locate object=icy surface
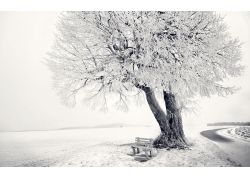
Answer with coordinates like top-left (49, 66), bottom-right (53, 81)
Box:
top-left (216, 127), bottom-right (250, 166)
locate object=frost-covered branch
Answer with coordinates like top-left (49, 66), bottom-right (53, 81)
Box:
top-left (46, 11), bottom-right (244, 112)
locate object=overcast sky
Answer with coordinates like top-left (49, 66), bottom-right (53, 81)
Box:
top-left (0, 11), bottom-right (250, 132)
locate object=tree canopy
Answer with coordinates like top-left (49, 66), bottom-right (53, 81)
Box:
top-left (47, 11), bottom-right (244, 112)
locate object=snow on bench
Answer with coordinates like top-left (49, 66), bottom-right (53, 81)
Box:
top-left (131, 137), bottom-right (153, 159)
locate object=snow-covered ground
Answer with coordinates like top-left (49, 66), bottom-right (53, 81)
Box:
top-left (0, 126), bottom-right (239, 167)
top-left (224, 126), bottom-right (250, 142)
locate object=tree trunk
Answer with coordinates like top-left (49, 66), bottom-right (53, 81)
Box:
top-left (142, 87), bottom-right (188, 149)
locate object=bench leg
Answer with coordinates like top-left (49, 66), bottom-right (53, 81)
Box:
top-left (144, 150), bottom-right (150, 159)
top-left (137, 148), bottom-right (140, 154)
top-left (150, 151), bottom-right (152, 157)
top-left (132, 147), bottom-right (136, 155)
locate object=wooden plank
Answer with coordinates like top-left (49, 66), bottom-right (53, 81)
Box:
top-left (131, 144), bottom-right (151, 148)
top-left (135, 140), bottom-right (151, 143)
top-left (135, 141), bottom-right (152, 144)
top-left (135, 143), bottom-right (150, 145)
top-left (133, 137), bottom-right (153, 146)
top-left (136, 143), bottom-right (151, 145)
top-left (136, 139), bottom-right (152, 142)
top-left (135, 139), bottom-right (153, 142)
top-left (135, 139), bottom-right (151, 141)
top-left (135, 143), bottom-right (152, 146)
top-left (135, 138), bottom-right (152, 141)
top-left (136, 137), bottom-right (152, 139)
top-left (131, 145), bottom-right (152, 150)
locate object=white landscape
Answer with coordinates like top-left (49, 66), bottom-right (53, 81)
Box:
top-left (1, 6), bottom-right (250, 177)
top-left (0, 125), bottom-right (245, 167)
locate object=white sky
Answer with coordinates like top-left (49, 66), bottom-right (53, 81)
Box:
top-left (0, 11), bottom-right (250, 132)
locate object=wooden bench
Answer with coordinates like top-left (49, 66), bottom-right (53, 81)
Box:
top-left (131, 137), bottom-right (154, 159)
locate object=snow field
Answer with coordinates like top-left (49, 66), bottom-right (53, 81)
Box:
top-left (53, 134), bottom-right (238, 167)
top-left (0, 126), bottom-right (239, 167)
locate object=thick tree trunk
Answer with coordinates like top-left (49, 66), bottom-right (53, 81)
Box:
top-left (141, 87), bottom-right (188, 149)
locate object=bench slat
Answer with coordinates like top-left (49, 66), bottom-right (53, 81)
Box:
top-left (135, 137), bottom-right (153, 140)
top-left (135, 138), bottom-right (152, 141)
top-left (135, 143), bottom-right (151, 145)
top-left (131, 145), bottom-right (152, 150)
top-left (134, 137), bottom-right (153, 147)
top-left (135, 142), bottom-right (152, 145)
top-left (135, 139), bottom-right (152, 142)
top-left (135, 142), bottom-right (152, 144)
top-left (135, 138), bottom-right (153, 142)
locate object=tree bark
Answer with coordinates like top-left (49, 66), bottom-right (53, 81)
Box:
top-left (141, 87), bottom-right (188, 149)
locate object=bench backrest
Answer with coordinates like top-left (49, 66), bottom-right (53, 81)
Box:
top-left (135, 137), bottom-right (153, 147)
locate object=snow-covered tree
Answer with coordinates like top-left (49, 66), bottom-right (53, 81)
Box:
top-left (47, 11), bottom-right (244, 148)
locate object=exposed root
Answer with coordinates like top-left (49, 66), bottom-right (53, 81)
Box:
top-left (153, 133), bottom-right (190, 150)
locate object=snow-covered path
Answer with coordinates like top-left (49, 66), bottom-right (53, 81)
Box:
top-left (201, 128), bottom-right (250, 167)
